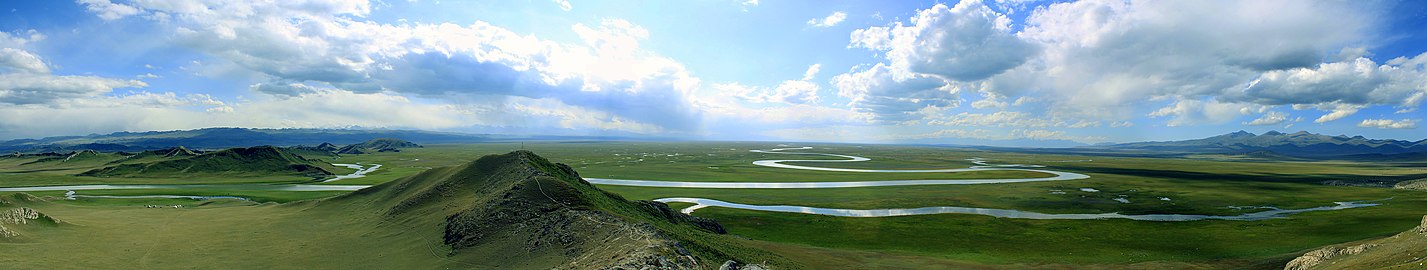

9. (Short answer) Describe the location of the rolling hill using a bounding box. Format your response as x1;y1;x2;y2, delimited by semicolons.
335;138;422;154
105;146;200;165
79;146;337;179
325;150;782;268
285;143;340;159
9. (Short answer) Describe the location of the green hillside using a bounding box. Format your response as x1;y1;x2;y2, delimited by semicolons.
336;138;422;154
7;150;126;172
105;146;200;165
80;146;336;179
326;150;785;268
0;150;785;269
285;143;339;160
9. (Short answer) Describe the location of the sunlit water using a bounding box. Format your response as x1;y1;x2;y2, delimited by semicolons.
586;147;1089;188
600;147;1381;220
653;197;1382;221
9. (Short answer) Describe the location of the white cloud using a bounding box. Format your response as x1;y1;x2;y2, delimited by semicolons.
0;88;675;140
77;0;141;20
968;92;1008;109
832;63;956;121
0;48;48;73
850;0;1034;82
849;26;891;50
712;66;821;105
0;46;147;105
82;2;704;132
807;12;848;28
552;0;572;11
1294;103;1365;123
926;111;1093;128
801;64;821;81
0;30;45;48
1228;57;1427;107
740;0;758;8
1357;119;1417;129
1147;99;1255;127
1244;111;1289;126
974;0;1385;121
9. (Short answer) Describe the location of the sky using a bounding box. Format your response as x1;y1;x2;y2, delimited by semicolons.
0;0;1424;145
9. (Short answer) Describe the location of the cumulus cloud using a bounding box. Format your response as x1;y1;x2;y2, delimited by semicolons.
0;74;145;105
832;63;956;121
807;12;848;27
0;45;146;105
850;0;1034;82
1147;99;1257;127
1357;119;1417;129
975;0;1392;122
77;0;141;20
81;2;703;132
1228;57;1427;107
0;48;48;73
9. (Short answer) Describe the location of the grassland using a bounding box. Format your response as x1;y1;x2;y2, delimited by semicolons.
2;141;1425;268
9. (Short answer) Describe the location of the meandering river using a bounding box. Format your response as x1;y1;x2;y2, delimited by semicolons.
0;163;378;194
0;148;1384;221
592;147;1383;221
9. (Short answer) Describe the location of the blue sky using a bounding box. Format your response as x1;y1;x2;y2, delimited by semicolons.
0;0;1424;145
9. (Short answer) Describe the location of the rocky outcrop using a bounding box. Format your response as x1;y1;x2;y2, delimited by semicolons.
0;207;45;224
1395;179;1427;191
1284;243;1379;270
719;260;769;270
0;207;60;239
1285;214;1427;270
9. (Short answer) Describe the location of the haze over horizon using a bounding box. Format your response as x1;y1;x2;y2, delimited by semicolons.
1;0;1425;144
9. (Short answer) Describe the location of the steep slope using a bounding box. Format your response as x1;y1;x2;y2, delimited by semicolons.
1107;130;1427;158
336;138;422;154
327;150;782;269
1284;215;1427;270
80;146;336;178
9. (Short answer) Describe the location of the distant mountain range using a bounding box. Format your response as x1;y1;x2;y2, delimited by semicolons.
0;128;655;153
1102;130;1427;158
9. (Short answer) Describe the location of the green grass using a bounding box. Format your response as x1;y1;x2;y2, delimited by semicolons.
2;141;1426;269
696;197;1427;265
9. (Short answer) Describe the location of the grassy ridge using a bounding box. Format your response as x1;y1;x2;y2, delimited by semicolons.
80;146;338;179
329;150;791;268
